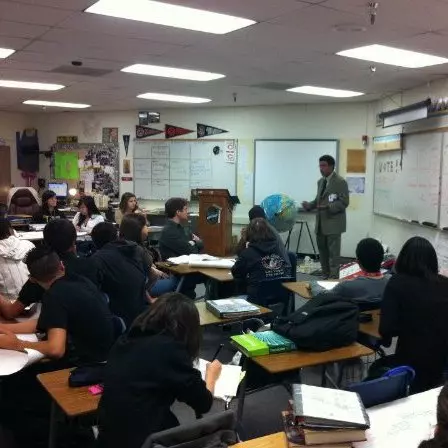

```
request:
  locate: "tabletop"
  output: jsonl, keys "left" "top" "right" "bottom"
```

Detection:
{"left": 198, "top": 267, "right": 234, "bottom": 282}
{"left": 156, "top": 262, "right": 200, "bottom": 276}
{"left": 251, "top": 343, "right": 373, "bottom": 374}
{"left": 37, "top": 368, "right": 100, "bottom": 417}
{"left": 359, "top": 309, "right": 381, "bottom": 339}
{"left": 234, "top": 432, "right": 286, "bottom": 448}
{"left": 17, "top": 230, "right": 87, "bottom": 241}
{"left": 282, "top": 281, "right": 312, "bottom": 299}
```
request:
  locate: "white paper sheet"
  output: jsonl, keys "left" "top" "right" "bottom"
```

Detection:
{"left": 0, "top": 334, "right": 44, "bottom": 376}
{"left": 316, "top": 281, "right": 339, "bottom": 290}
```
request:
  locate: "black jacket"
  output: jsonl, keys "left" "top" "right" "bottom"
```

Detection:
{"left": 32, "top": 206, "right": 66, "bottom": 223}
{"left": 159, "top": 220, "right": 204, "bottom": 260}
{"left": 92, "top": 240, "right": 148, "bottom": 327}
{"left": 380, "top": 273, "right": 448, "bottom": 393}
{"left": 231, "top": 239, "right": 290, "bottom": 299}
{"left": 98, "top": 331, "right": 213, "bottom": 448}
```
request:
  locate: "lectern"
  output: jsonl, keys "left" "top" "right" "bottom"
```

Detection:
{"left": 197, "top": 189, "right": 234, "bottom": 256}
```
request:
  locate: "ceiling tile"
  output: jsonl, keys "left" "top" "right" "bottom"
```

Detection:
{"left": 7, "top": 0, "right": 94, "bottom": 10}
{"left": 0, "top": 20, "right": 50, "bottom": 39}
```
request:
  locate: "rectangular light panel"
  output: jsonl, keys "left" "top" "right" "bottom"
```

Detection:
{"left": 287, "top": 85, "right": 364, "bottom": 98}
{"left": 122, "top": 64, "right": 225, "bottom": 81}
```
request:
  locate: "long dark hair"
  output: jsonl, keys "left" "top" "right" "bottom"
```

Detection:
{"left": 129, "top": 293, "right": 201, "bottom": 361}
{"left": 119, "top": 214, "right": 147, "bottom": 244}
{"left": 0, "top": 219, "right": 13, "bottom": 240}
{"left": 246, "top": 217, "right": 275, "bottom": 243}
{"left": 119, "top": 192, "right": 138, "bottom": 213}
{"left": 41, "top": 190, "right": 57, "bottom": 215}
{"left": 76, "top": 196, "right": 100, "bottom": 226}
{"left": 395, "top": 236, "right": 439, "bottom": 281}
{"left": 418, "top": 384, "right": 448, "bottom": 448}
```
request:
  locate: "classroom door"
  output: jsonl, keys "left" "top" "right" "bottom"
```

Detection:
{"left": 0, "top": 146, "right": 11, "bottom": 204}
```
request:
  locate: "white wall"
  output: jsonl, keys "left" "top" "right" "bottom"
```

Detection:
{"left": 0, "top": 111, "right": 33, "bottom": 188}
{"left": 31, "top": 102, "right": 376, "bottom": 257}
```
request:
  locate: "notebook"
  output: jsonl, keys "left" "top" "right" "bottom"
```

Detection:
{"left": 0, "top": 334, "right": 44, "bottom": 376}
{"left": 205, "top": 297, "right": 260, "bottom": 318}
{"left": 195, "top": 359, "right": 242, "bottom": 400}
{"left": 292, "top": 384, "right": 370, "bottom": 430}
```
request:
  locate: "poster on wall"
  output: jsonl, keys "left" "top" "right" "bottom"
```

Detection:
{"left": 139, "top": 111, "right": 160, "bottom": 124}
{"left": 346, "top": 149, "right": 366, "bottom": 173}
{"left": 123, "top": 159, "right": 131, "bottom": 174}
{"left": 123, "top": 135, "right": 130, "bottom": 156}
{"left": 165, "top": 124, "right": 194, "bottom": 139}
{"left": 197, "top": 123, "right": 228, "bottom": 138}
{"left": 347, "top": 176, "right": 365, "bottom": 195}
{"left": 102, "top": 127, "right": 118, "bottom": 144}
{"left": 54, "top": 152, "right": 79, "bottom": 180}
{"left": 136, "top": 125, "right": 163, "bottom": 139}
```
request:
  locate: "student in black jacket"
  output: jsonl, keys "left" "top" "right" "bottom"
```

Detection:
{"left": 98, "top": 293, "right": 222, "bottom": 448}
{"left": 378, "top": 236, "right": 448, "bottom": 393}
{"left": 232, "top": 217, "right": 290, "bottom": 301}
{"left": 32, "top": 190, "right": 66, "bottom": 223}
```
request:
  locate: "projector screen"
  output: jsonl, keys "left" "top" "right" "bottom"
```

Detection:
{"left": 254, "top": 140, "right": 338, "bottom": 206}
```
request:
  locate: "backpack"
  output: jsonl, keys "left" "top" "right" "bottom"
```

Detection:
{"left": 272, "top": 293, "right": 359, "bottom": 352}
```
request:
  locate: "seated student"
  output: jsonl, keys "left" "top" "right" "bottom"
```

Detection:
{"left": 0, "top": 218, "right": 34, "bottom": 301}
{"left": 231, "top": 217, "right": 290, "bottom": 301}
{"left": 235, "top": 205, "right": 290, "bottom": 268}
{"left": 91, "top": 221, "right": 149, "bottom": 328}
{"left": 91, "top": 221, "right": 119, "bottom": 250}
{"left": 159, "top": 197, "right": 203, "bottom": 260}
{"left": 377, "top": 236, "right": 448, "bottom": 393}
{"left": 418, "top": 384, "right": 448, "bottom": 448}
{"left": 72, "top": 195, "right": 105, "bottom": 234}
{"left": 115, "top": 192, "right": 143, "bottom": 225}
{"left": 0, "top": 247, "right": 115, "bottom": 363}
{"left": 328, "top": 238, "right": 389, "bottom": 310}
{"left": 119, "top": 214, "right": 177, "bottom": 297}
{"left": 97, "top": 293, "right": 222, "bottom": 448}
{"left": 32, "top": 189, "right": 66, "bottom": 223}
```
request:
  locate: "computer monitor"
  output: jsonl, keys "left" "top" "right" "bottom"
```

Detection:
{"left": 48, "top": 182, "right": 68, "bottom": 199}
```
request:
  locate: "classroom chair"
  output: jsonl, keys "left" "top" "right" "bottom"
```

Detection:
{"left": 8, "top": 187, "right": 40, "bottom": 215}
{"left": 345, "top": 366, "right": 415, "bottom": 408}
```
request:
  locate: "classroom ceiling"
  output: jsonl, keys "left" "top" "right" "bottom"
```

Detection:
{"left": 1, "top": 0, "right": 448, "bottom": 111}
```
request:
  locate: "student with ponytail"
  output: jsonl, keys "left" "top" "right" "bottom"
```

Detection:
{"left": 419, "top": 385, "right": 448, "bottom": 448}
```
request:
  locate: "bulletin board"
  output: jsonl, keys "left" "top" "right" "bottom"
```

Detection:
{"left": 51, "top": 143, "right": 119, "bottom": 196}
{"left": 133, "top": 139, "right": 237, "bottom": 200}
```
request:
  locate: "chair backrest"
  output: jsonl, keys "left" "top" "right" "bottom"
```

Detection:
{"left": 345, "top": 366, "right": 415, "bottom": 408}
{"left": 8, "top": 188, "right": 40, "bottom": 215}
{"left": 287, "top": 251, "right": 297, "bottom": 281}
{"left": 253, "top": 277, "right": 292, "bottom": 316}
{"left": 142, "top": 410, "right": 237, "bottom": 448}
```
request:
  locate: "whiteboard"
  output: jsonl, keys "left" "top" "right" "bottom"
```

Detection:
{"left": 254, "top": 140, "right": 338, "bottom": 204}
{"left": 373, "top": 132, "right": 443, "bottom": 225}
{"left": 133, "top": 140, "right": 236, "bottom": 200}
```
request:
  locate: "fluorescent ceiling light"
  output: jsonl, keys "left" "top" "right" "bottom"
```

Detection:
{"left": 121, "top": 64, "right": 225, "bottom": 81}
{"left": 337, "top": 44, "right": 448, "bottom": 68}
{"left": 0, "top": 80, "right": 65, "bottom": 91}
{"left": 287, "top": 85, "right": 364, "bottom": 98}
{"left": 137, "top": 92, "right": 211, "bottom": 103}
{"left": 0, "top": 48, "right": 15, "bottom": 58}
{"left": 23, "top": 100, "right": 91, "bottom": 108}
{"left": 85, "top": 0, "right": 256, "bottom": 34}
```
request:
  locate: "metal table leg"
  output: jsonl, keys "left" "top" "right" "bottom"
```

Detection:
{"left": 175, "top": 275, "right": 185, "bottom": 293}
{"left": 48, "top": 402, "right": 58, "bottom": 448}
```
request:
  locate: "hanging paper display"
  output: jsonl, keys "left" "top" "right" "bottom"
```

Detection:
{"left": 136, "top": 125, "right": 163, "bottom": 139}
{"left": 54, "top": 152, "right": 79, "bottom": 180}
{"left": 197, "top": 123, "right": 228, "bottom": 138}
{"left": 102, "top": 127, "right": 118, "bottom": 144}
{"left": 165, "top": 124, "right": 194, "bottom": 139}
{"left": 123, "top": 135, "right": 130, "bottom": 156}
{"left": 123, "top": 159, "right": 131, "bottom": 174}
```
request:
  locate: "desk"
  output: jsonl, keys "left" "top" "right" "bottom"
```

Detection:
{"left": 198, "top": 267, "right": 234, "bottom": 282}
{"left": 196, "top": 301, "right": 271, "bottom": 326}
{"left": 359, "top": 310, "right": 380, "bottom": 339}
{"left": 37, "top": 368, "right": 99, "bottom": 448}
{"left": 234, "top": 432, "right": 286, "bottom": 448}
{"left": 17, "top": 230, "right": 87, "bottom": 242}
{"left": 282, "top": 281, "right": 311, "bottom": 299}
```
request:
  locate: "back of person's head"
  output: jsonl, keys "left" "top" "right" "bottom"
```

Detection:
{"left": 356, "top": 238, "right": 384, "bottom": 273}
{"left": 119, "top": 214, "right": 147, "bottom": 243}
{"left": 0, "top": 218, "right": 13, "bottom": 240}
{"left": 395, "top": 236, "right": 438, "bottom": 280}
{"left": 25, "top": 247, "right": 62, "bottom": 284}
{"left": 91, "top": 222, "right": 118, "bottom": 249}
{"left": 78, "top": 196, "right": 100, "bottom": 217}
{"left": 319, "top": 154, "right": 336, "bottom": 167}
{"left": 165, "top": 197, "right": 187, "bottom": 218}
{"left": 119, "top": 192, "right": 137, "bottom": 213}
{"left": 248, "top": 205, "right": 266, "bottom": 221}
{"left": 43, "top": 219, "right": 76, "bottom": 255}
{"left": 419, "top": 384, "right": 448, "bottom": 448}
{"left": 246, "top": 217, "right": 275, "bottom": 243}
{"left": 130, "top": 292, "right": 200, "bottom": 361}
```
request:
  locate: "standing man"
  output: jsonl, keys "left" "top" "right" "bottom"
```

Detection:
{"left": 302, "top": 155, "right": 349, "bottom": 279}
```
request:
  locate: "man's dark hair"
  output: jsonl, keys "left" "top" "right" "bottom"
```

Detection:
{"left": 246, "top": 217, "right": 275, "bottom": 243}
{"left": 130, "top": 292, "right": 201, "bottom": 361}
{"left": 25, "top": 247, "right": 61, "bottom": 283}
{"left": 119, "top": 214, "right": 147, "bottom": 244}
{"left": 0, "top": 218, "right": 12, "bottom": 240}
{"left": 91, "top": 222, "right": 118, "bottom": 249}
{"left": 165, "top": 197, "right": 187, "bottom": 219}
{"left": 248, "top": 205, "right": 266, "bottom": 221}
{"left": 319, "top": 155, "right": 336, "bottom": 167}
{"left": 43, "top": 219, "right": 76, "bottom": 255}
{"left": 356, "top": 238, "right": 384, "bottom": 273}
{"left": 395, "top": 236, "right": 438, "bottom": 281}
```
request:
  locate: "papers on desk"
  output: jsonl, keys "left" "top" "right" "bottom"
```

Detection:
{"left": 195, "top": 358, "right": 242, "bottom": 400}
{"left": 29, "top": 223, "right": 46, "bottom": 231}
{"left": 167, "top": 254, "right": 235, "bottom": 269}
{"left": 316, "top": 281, "right": 339, "bottom": 291}
{"left": 0, "top": 334, "right": 44, "bottom": 376}
{"left": 18, "top": 231, "right": 87, "bottom": 241}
